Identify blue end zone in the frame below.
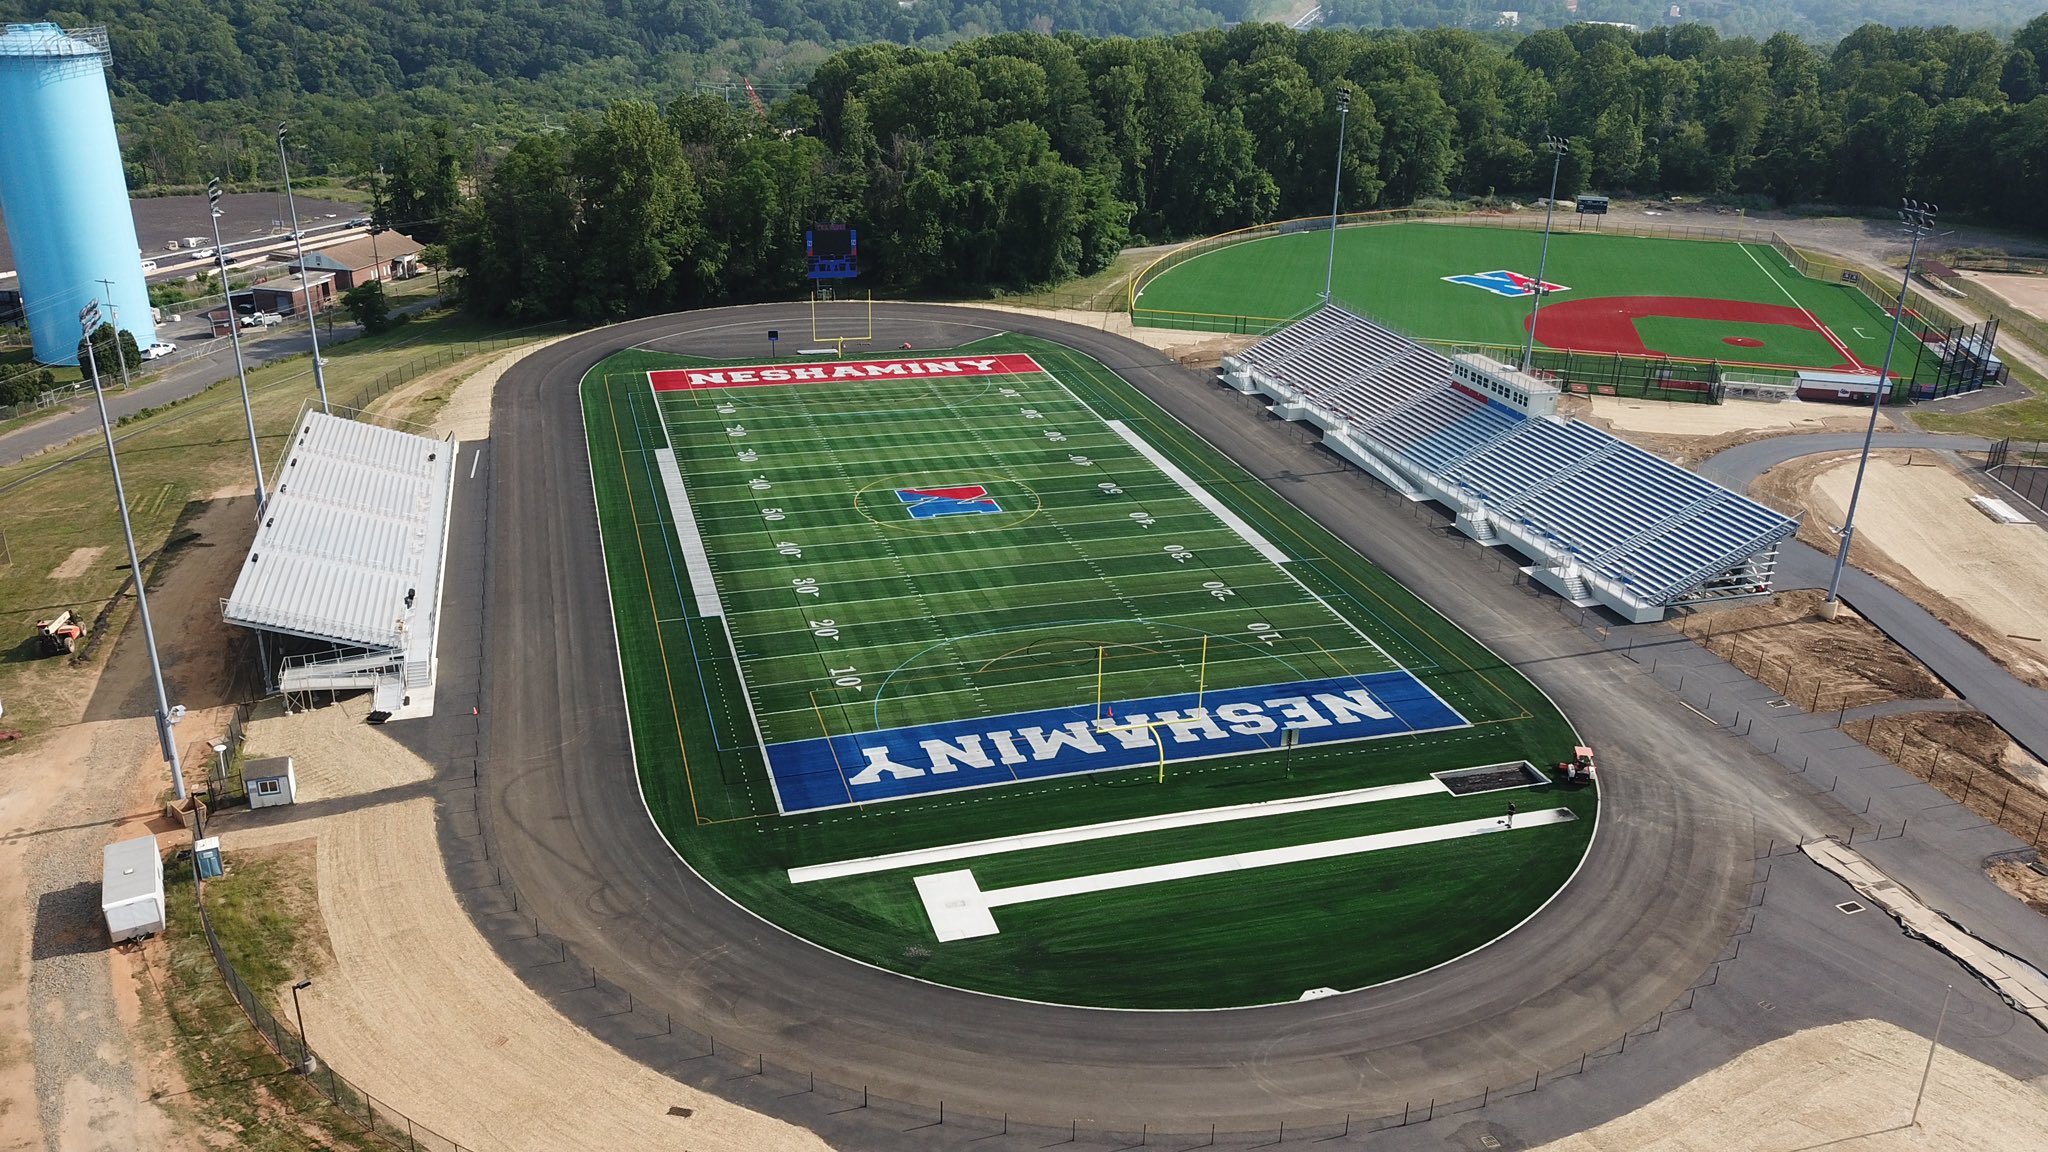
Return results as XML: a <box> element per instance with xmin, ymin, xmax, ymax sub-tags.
<box><xmin>764</xmin><ymin>671</ymin><xmax>1468</xmax><ymax>814</ymax></box>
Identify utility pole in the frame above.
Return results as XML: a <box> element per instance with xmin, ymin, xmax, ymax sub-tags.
<box><xmin>210</xmin><ymin>178</ymin><xmax>268</xmax><ymax>514</ymax></box>
<box><xmin>277</xmin><ymin>122</ymin><xmax>330</xmax><ymax>414</ymax></box>
<box><xmin>92</xmin><ymin>278</ymin><xmax>132</xmax><ymax>394</ymax></box>
<box><xmin>1322</xmin><ymin>84</ymin><xmax>1352</xmax><ymax>304</ymax></box>
<box><xmin>80</xmin><ymin>299</ymin><xmax>187</xmax><ymax>801</ymax></box>
<box><xmin>1521</xmin><ymin>135</ymin><xmax>1570</xmax><ymax>373</ymax></box>
<box><xmin>1822</xmin><ymin>200</ymin><xmax>1938</xmax><ymax>616</ymax></box>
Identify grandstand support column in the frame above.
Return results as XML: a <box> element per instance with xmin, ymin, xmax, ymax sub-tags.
<box><xmin>1322</xmin><ymin>84</ymin><xmax>1351</xmax><ymax>304</ymax></box>
<box><xmin>1822</xmin><ymin>199</ymin><xmax>1938</xmax><ymax>617</ymax></box>
<box><xmin>1520</xmin><ymin>135</ymin><xmax>1569</xmax><ymax>373</ymax></box>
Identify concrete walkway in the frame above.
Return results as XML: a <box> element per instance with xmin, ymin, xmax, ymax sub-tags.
<box><xmin>1701</xmin><ymin>430</ymin><xmax>2048</xmax><ymax>764</ymax></box>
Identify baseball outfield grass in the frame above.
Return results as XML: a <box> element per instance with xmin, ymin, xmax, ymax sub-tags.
<box><xmin>1136</xmin><ymin>221</ymin><xmax>1901</xmax><ymax>372</ymax></box>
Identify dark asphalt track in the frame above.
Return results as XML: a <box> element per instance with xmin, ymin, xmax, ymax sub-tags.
<box><xmin>455</xmin><ymin>304</ymin><xmax>2048</xmax><ymax>1141</ymax></box>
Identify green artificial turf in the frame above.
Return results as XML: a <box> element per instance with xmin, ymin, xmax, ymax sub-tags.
<box><xmin>581</xmin><ymin>333</ymin><xmax>1593</xmax><ymax>1007</ymax></box>
<box><xmin>1137</xmin><ymin>221</ymin><xmax>1902</xmax><ymax>373</ymax></box>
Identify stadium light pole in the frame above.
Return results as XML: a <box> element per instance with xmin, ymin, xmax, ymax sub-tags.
<box><xmin>1822</xmin><ymin>200</ymin><xmax>1938</xmax><ymax>616</ymax></box>
<box><xmin>1521</xmin><ymin>135</ymin><xmax>1570</xmax><ymax>373</ymax></box>
<box><xmin>277</xmin><ymin>123</ymin><xmax>330</xmax><ymax>414</ymax></box>
<box><xmin>1322</xmin><ymin>84</ymin><xmax>1352</xmax><ymax>304</ymax></box>
<box><xmin>81</xmin><ymin>299</ymin><xmax>188</xmax><ymax>802</ymax></box>
<box><xmin>210</xmin><ymin>179</ymin><xmax>269</xmax><ymax>516</ymax></box>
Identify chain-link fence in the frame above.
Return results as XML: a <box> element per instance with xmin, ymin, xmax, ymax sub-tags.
<box><xmin>190</xmin><ymin>716</ymin><xmax>477</xmax><ymax>1152</ymax></box>
<box><xmin>1988</xmin><ymin>438</ymin><xmax>2048</xmax><ymax>518</ymax></box>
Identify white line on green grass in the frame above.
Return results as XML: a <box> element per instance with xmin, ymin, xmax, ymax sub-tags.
<box><xmin>916</xmin><ymin>808</ymin><xmax>1578</xmax><ymax>941</ymax></box>
<box><xmin>790</xmin><ymin>778</ymin><xmax>1449</xmax><ymax>883</ymax></box>
<box><xmin>1742</xmin><ymin>243</ymin><xmax>1863</xmax><ymax>367</ymax></box>
<box><xmin>1106</xmin><ymin>419</ymin><xmax>1291</xmax><ymax>564</ymax></box>
<box><xmin>652</xmin><ymin>449</ymin><xmax>725</xmax><ymax>619</ymax></box>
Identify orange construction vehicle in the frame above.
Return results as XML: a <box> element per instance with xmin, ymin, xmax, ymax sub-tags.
<box><xmin>1558</xmin><ymin>745</ymin><xmax>1596</xmax><ymax>782</ymax></box>
<box><xmin>35</xmin><ymin>610</ymin><xmax>83</xmax><ymax>657</ymax></box>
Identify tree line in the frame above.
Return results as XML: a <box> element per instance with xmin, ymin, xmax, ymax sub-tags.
<box><xmin>446</xmin><ymin>18</ymin><xmax>2048</xmax><ymax>321</ymax></box>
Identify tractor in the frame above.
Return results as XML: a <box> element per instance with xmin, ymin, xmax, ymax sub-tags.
<box><xmin>34</xmin><ymin>610</ymin><xmax>83</xmax><ymax>657</ymax></box>
<box><xmin>1557</xmin><ymin>745</ymin><xmax>1597</xmax><ymax>783</ymax></box>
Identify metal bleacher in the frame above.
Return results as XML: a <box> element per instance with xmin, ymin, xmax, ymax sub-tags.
<box><xmin>1220</xmin><ymin>305</ymin><xmax>1799</xmax><ymax>621</ymax></box>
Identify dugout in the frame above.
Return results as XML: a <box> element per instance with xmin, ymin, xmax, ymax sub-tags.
<box><xmin>1794</xmin><ymin>370</ymin><xmax>1884</xmax><ymax>405</ymax></box>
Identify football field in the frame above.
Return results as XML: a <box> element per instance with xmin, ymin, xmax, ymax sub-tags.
<box><xmin>583</xmin><ymin>333</ymin><xmax>1594</xmax><ymax>1007</ymax></box>
<box><xmin>1136</xmin><ymin>221</ymin><xmax>1898</xmax><ymax>373</ymax></box>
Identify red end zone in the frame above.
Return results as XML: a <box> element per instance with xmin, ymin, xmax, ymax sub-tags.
<box><xmin>652</xmin><ymin>353</ymin><xmax>1045</xmax><ymax>391</ymax></box>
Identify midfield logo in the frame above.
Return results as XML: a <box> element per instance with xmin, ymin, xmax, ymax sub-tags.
<box><xmin>896</xmin><ymin>485</ymin><xmax>1003</xmax><ymax>519</ymax></box>
<box><xmin>1441</xmin><ymin>269</ymin><xmax>1569</xmax><ymax>299</ymax></box>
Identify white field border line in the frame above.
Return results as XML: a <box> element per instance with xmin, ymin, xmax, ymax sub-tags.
<box><xmin>1100</xmin><ymin>415</ymin><xmax>1399</xmax><ymax>669</ymax></box>
<box><xmin>647</xmin><ymin>377</ymin><xmax>784</xmax><ymax>808</ymax></box>
<box><xmin>789</xmin><ymin>778</ymin><xmax>1449</xmax><ymax>883</ymax></box>
<box><xmin>1744</xmin><ymin>243</ymin><xmax>1863</xmax><ymax>368</ymax></box>
<box><xmin>1103</xmin><ymin>418</ymin><xmax>1291</xmax><ymax>565</ymax></box>
<box><xmin>917</xmin><ymin>808</ymin><xmax>1579</xmax><ymax>942</ymax></box>
<box><xmin>652</xmin><ymin>448</ymin><xmax>726</xmax><ymax>619</ymax></box>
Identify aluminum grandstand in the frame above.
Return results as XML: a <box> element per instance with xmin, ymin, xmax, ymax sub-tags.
<box><xmin>1221</xmin><ymin>305</ymin><xmax>1799</xmax><ymax>623</ymax></box>
<box><xmin>221</xmin><ymin>411</ymin><xmax>457</xmax><ymax>717</ymax></box>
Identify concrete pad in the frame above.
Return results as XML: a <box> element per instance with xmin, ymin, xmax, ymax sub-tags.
<box><xmin>915</xmin><ymin>871</ymin><xmax>999</xmax><ymax>942</ymax></box>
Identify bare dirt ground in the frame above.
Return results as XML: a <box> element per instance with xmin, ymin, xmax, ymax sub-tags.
<box><xmin>1811</xmin><ymin>454</ymin><xmax>2048</xmax><ymax>682</ymax></box>
<box><xmin>1564</xmin><ymin>392</ymin><xmax>1886</xmax><ymax>466</ymax></box>
<box><xmin>1850</xmin><ymin>709</ymin><xmax>2048</xmax><ymax>853</ymax></box>
<box><xmin>219</xmin><ymin>703</ymin><xmax>832</xmax><ymax>1152</ymax></box>
<box><xmin>1785</xmin><ymin>452</ymin><xmax>2048</xmax><ymax>691</ymax></box>
<box><xmin>45</xmin><ymin>547</ymin><xmax>104</xmax><ymax>582</ymax></box>
<box><xmin>363</xmin><ymin>334</ymin><xmax>569</xmax><ymax>441</ymax></box>
<box><xmin>1988</xmin><ymin>861</ymin><xmax>2048</xmax><ymax>916</ymax></box>
<box><xmin>1679</xmin><ymin>588</ymin><xmax>1951</xmax><ymax>712</ymax></box>
<box><xmin>1960</xmin><ymin>271</ymin><xmax>2048</xmax><ymax>324</ymax></box>
<box><xmin>1533</xmin><ymin>1018</ymin><xmax>2048</xmax><ymax>1151</ymax></box>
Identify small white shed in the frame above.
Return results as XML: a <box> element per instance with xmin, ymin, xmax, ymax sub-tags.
<box><xmin>245</xmin><ymin>756</ymin><xmax>298</xmax><ymax>808</ymax></box>
<box><xmin>101</xmin><ymin>835</ymin><xmax>165</xmax><ymax>943</ymax></box>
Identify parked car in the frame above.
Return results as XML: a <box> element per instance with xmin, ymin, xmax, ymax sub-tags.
<box><xmin>141</xmin><ymin>341</ymin><xmax>176</xmax><ymax>361</ymax></box>
<box><xmin>163</xmin><ymin>240</ymin><xmax>182</xmax><ymax>250</ymax></box>
<box><xmin>251</xmin><ymin>311</ymin><xmax>283</xmax><ymax>327</ymax></box>
<box><xmin>346</xmin><ymin>217</ymin><xmax>370</xmax><ymax>227</ymax></box>
<box><xmin>139</xmin><ymin>259</ymin><xmax>157</xmax><ymax>272</ymax></box>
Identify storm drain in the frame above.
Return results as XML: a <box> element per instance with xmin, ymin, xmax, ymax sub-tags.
<box><xmin>1838</xmin><ymin>901</ymin><xmax>1866</xmax><ymax>915</ymax></box>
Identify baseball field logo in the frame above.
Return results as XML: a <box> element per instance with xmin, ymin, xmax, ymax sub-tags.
<box><xmin>897</xmin><ymin>485</ymin><xmax>1003</xmax><ymax>519</ymax></box>
<box><xmin>1442</xmin><ymin>270</ymin><xmax>1568</xmax><ymax>299</ymax></box>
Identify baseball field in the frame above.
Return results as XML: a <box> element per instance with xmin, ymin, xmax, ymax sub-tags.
<box><xmin>1136</xmin><ymin>221</ymin><xmax>1901</xmax><ymax>373</ymax></box>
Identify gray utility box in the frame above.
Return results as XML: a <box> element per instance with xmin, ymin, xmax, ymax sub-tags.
<box><xmin>101</xmin><ymin>834</ymin><xmax>166</xmax><ymax>943</ymax></box>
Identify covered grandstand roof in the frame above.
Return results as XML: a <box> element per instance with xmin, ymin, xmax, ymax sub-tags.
<box><xmin>1224</xmin><ymin>306</ymin><xmax>1799</xmax><ymax>618</ymax></box>
<box><xmin>222</xmin><ymin>412</ymin><xmax>456</xmax><ymax>656</ymax></box>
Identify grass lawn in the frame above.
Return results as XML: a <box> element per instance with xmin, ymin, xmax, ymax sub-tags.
<box><xmin>1137</xmin><ymin>221</ymin><xmax>1905</xmax><ymax>372</ymax></box>
<box><xmin>0</xmin><ymin>308</ymin><xmax>555</xmax><ymax>741</ymax></box>
<box><xmin>583</xmin><ymin>334</ymin><xmax>1592</xmax><ymax>1007</ymax></box>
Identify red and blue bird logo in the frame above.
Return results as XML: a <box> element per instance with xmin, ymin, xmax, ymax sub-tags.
<box><xmin>896</xmin><ymin>485</ymin><xmax>1004</xmax><ymax>519</ymax></box>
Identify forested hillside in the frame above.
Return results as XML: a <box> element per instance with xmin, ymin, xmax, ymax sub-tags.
<box><xmin>1326</xmin><ymin>1</ymin><xmax>2042</xmax><ymax>45</ymax></box>
<box><xmin>451</xmin><ymin>19</ymin><xmax>2048</xmax><ymax>321</ymax></box>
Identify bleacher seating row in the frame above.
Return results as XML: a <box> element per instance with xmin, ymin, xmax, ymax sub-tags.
<box><xmin>1230</xmin><ymin>306</ymin><xmax>1799</xmax><ymax>609</ymax></box>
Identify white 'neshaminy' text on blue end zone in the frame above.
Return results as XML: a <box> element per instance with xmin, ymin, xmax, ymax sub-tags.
<box><xmin>764</xmin><ymin>670</ymin><xmax>1468</xmax><ymax>814</ymax></box>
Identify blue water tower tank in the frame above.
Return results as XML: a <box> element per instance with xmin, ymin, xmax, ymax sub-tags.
<box><xmin>0</xmin><ymin>24</ymin><xmax>155</xmax><ymax>366</ymax></box>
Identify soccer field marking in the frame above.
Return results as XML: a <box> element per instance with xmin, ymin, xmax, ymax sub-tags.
<box><xmin>652</xmin><ymin>449</ymin><xmax>726</xmax><ymax>619</ymax></box>
<box><xmin>915</xmin><ymin>808</ymin><xmax>1579</xmax><ymax>942</ymax></box>
<box><xmin>788</xmin><ymin>777</ymin><xmax>1450</xmax><ymax>882</ymax></box>
<box><xmin>1744</xmin><ymin>243</ymin><xmax>1865</xmax><ymax>368</ymax></box>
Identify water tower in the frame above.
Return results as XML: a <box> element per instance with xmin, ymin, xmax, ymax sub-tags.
<box><xmin>0</xmin><ymin>23</ymin><xmax>154</xmax><ymax>365</ymax></box>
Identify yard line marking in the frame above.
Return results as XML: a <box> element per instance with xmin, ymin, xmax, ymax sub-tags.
<box><xmin>1740</xmin><ymin>243</ymin><xmax>1865</xmax><ymax>369</ymax></box>
<box><xmin>917</xmin><ymin>808</ymin><xmax>1578</xmax><ymax>941</ymax></box>
<box><xmin>653</xmin><ymin>449</ymin><xmax>725</xmax><ymax>619</ymax></box>
<box><xmin>790</xmin><ymin>778</ymin><xmax>1452</xmax><ymax>882</ymax></box>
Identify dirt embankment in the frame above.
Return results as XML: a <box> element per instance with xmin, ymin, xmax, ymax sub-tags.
<box><xmin>1749</xmin><ymin>450</ymin><xmax>2048</xmax><ymax>692</ymax></box>
<box><xmin>1680</xmin><ymin>588</ymin><xmax>1950</xmax><ymax>712</ymax></box>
